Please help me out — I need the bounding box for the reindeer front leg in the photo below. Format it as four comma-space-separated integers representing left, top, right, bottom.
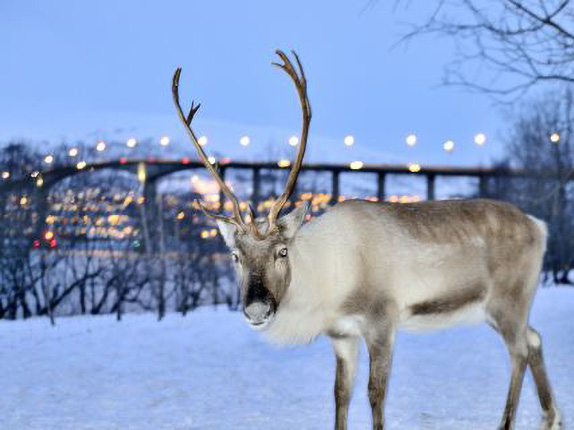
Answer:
331, 336, 359, 430
365, 325, 395, 430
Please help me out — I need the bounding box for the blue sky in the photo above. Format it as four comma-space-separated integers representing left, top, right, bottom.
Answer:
0, 0, 508, 167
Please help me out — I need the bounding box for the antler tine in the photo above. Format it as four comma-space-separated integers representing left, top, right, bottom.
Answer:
196, 199, 239, 225
267, 50, 312, 231
172, 67, 248, 231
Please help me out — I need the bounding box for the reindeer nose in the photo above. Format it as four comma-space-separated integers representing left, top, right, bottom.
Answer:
244, 302, 273, 325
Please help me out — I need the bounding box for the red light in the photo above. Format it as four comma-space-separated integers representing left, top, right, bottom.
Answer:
49, 239, 57, 248
119, 158, 127, 164
220, 158, 231, 165
33, 240, 40, 248
181, 158, 190, 164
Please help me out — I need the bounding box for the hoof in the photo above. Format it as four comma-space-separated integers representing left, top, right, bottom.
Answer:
539, 407, 563, 430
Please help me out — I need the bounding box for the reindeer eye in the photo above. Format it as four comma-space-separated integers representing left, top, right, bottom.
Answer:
231, 253, 239, 263
278, 248, 288, 258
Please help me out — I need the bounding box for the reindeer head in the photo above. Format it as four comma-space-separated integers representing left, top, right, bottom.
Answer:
172, 50, 311, 329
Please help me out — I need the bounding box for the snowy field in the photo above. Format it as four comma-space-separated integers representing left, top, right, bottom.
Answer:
1, 288, 573, 430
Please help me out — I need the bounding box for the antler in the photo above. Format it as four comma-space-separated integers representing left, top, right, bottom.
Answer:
172, 68, 249, 232
267, 50, 312, 232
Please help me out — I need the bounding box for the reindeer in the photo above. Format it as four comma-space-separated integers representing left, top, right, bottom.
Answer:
172, 50, 561, 430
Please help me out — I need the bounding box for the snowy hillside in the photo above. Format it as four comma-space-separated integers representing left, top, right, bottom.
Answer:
1, 288, 573, 430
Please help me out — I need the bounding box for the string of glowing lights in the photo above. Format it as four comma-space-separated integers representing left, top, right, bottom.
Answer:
10, 132, 498, 182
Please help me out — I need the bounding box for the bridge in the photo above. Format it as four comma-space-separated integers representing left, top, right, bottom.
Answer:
0, 158, 519, 253
0, 158, 512, 202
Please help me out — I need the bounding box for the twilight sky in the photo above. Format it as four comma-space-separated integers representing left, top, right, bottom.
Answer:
0, 0, 511, 167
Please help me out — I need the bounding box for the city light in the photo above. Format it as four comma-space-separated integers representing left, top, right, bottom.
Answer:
160, 136, 170, 146
240, 136, 250, 146
474, 133, 486, 145
550, 133, 560, 143
44, 155, 54, 164
288, 136, 299, 146
208, 156, 216, 165
76, 161, 87, 170
344, 135, 355, 146
2, 171, 10, 179
443, 140, 455, 151
127, 138, 138, 148
137, 162, 146, 183
68, 148, 78, 157
176, 211, 185, 220
96, 141, 106, 151
408, 163, 421, 173
36, 176, 44, 187
31, 171, 39, 178
349, 161, 364, 170
198, 136, 208, 146
406, 134, 417, 146
278, 159, 291, 168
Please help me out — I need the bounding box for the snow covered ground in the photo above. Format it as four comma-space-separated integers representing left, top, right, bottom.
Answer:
1, 288, 573, 430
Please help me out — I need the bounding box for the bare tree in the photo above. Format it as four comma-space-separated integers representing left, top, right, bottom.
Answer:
483, 89, 574, 283
400, 0, 574, 98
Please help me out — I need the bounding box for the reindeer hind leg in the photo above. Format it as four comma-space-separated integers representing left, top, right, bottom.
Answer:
526, 327, 562, 430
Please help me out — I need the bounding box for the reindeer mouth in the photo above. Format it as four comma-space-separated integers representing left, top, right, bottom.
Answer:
247, 317, 274, 331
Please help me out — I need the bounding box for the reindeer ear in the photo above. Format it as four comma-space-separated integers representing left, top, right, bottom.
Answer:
277, 201, 309, 239
216, 220, 238, 248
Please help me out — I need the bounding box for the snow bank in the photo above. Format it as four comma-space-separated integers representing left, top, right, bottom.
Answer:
1, 288, 573, 429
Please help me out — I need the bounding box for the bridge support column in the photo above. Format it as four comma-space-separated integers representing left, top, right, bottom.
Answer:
331, 171, 340, 205
251, 167, 261, 216
479, 174, 488, 198
426, 174, 436, 201
377, 172, 386, 201
218, 167, 226, 214
142, 180, 160, 254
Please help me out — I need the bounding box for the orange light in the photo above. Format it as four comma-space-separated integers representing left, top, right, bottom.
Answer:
408, 163, 421, 173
